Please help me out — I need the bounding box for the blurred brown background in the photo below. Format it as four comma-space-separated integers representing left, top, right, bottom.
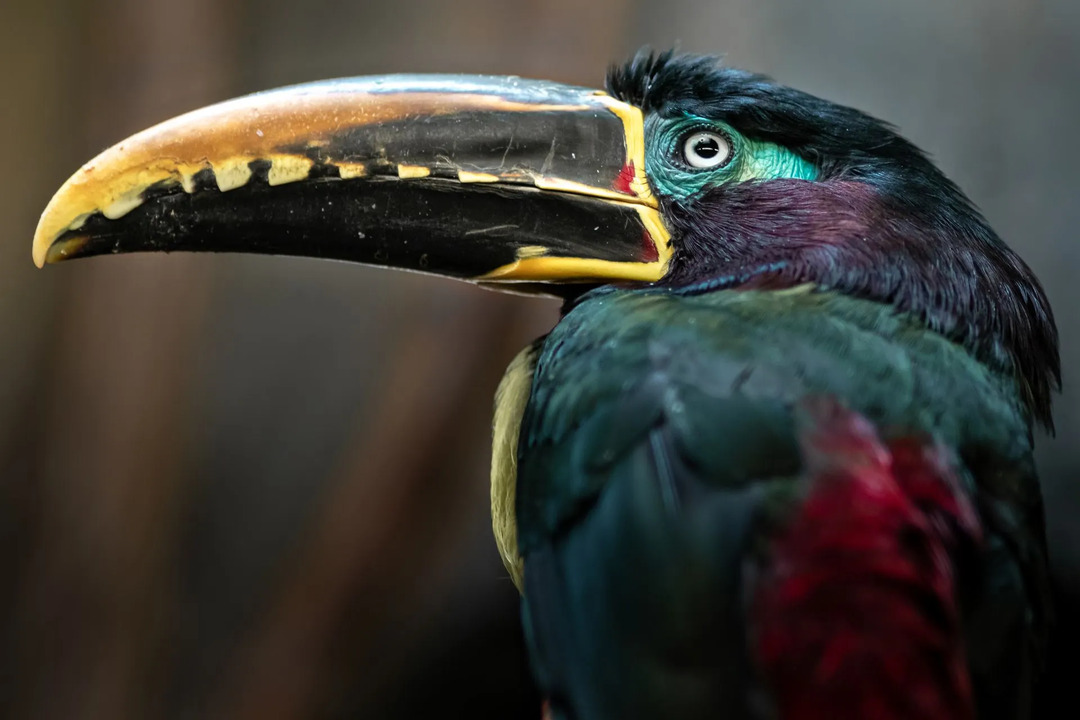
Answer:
0, 0, 1077, 718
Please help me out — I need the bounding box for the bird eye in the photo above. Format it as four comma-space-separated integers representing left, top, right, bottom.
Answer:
682, 131, 731, 169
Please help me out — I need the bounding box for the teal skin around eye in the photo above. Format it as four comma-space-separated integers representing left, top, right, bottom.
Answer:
645, 114, 817, 201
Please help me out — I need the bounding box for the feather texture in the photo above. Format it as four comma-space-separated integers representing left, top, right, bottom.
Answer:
516, 287, 1047, 720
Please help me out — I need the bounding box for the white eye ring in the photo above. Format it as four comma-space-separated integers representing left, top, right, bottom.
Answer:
682, 131, 732, 169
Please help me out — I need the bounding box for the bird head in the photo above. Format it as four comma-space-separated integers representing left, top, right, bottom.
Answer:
32, 50, 1057, 424
606, 50, 1059, 427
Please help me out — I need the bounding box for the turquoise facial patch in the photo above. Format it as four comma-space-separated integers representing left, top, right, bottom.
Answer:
645, 114, 817, 201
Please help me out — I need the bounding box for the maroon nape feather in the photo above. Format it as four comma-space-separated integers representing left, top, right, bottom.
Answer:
664, 178, 1059, 428
754, 397, 981, 720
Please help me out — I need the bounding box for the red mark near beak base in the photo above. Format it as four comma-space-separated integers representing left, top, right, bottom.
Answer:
641, 230, 658, 263
613, 161, 636, 196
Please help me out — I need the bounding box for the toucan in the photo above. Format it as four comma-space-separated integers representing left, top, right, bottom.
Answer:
33, 50, 1057, 720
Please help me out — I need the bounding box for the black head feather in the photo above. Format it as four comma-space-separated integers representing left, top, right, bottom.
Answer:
608, 49, 928, 178
607, 50, 1059, 428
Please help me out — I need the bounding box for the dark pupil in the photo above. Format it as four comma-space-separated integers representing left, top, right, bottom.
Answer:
694, 136, 720, 158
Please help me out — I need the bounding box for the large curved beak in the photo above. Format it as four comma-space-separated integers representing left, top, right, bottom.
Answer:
33, 75, 671, 287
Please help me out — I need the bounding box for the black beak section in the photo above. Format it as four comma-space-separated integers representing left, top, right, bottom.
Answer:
34, 75, 671, 285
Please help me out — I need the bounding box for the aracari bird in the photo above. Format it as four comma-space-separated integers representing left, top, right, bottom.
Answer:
33, 51, 1057, 720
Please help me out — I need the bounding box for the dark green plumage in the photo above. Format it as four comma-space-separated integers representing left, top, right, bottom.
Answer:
515, 287, 1047, 720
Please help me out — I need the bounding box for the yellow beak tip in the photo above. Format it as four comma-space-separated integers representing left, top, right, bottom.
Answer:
32, 235, 50, 268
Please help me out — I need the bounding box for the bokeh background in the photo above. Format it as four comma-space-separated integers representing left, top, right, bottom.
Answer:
1, 1, 1077, 718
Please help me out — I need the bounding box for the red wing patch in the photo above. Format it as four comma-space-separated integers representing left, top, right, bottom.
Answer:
755, 397, 981, 720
